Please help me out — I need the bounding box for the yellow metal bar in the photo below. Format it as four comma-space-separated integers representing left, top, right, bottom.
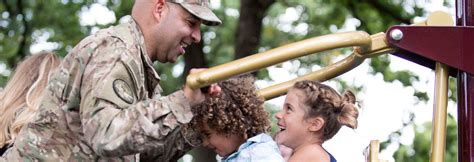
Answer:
363, 140, 381, 162
356, 32, 393, 56
430, 63, 449, 162
186, 11, 452, 92
257, 53, 364, 100
369, 140, 380, 162
186, 31, 372, 89
412, 11, 454, 26
258, 32, 394, 100
424, 11, 453, 162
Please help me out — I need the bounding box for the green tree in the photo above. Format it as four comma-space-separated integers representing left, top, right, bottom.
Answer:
0, 0, 457, 161
0, 0, 91, 84
0, 0, 441, 98
391, 114, 457, 162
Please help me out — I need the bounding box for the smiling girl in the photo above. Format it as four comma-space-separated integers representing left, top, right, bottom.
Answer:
275, 80, 359, 162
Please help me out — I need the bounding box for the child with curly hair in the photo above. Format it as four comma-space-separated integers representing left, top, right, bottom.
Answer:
275, 80, 359, 162
191, 76, 284, 162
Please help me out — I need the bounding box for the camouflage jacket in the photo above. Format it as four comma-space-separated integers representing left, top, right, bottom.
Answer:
2, 18, 199, 161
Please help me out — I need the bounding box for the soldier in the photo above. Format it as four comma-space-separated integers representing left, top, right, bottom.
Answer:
2, 0, 221, 161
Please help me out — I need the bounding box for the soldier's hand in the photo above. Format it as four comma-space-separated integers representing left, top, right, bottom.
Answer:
183, 68, 221, 107
204, 84, 221, 97
197, 83, 221, 97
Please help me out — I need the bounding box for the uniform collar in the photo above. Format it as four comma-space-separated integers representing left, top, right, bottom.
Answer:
129, 18, 161, 81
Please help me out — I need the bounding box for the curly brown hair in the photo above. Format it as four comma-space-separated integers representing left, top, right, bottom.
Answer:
293, 80, 359, 141
191, 76, 271, 138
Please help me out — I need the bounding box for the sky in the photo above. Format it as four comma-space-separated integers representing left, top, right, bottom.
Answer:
16, 0, 457, 162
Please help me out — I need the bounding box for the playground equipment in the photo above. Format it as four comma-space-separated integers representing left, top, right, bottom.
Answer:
187, 0, 474, 161
364, 140, 389, 162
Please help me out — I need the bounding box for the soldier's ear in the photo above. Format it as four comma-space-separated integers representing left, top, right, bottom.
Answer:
152, 0, 166, 22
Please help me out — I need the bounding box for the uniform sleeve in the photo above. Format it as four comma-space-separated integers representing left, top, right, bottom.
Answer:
79, 40, 199, 157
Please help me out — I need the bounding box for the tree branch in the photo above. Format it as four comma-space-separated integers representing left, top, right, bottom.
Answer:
234, 0, 275, 59
17, 0, 29, 60
364, 0, 411, 24
2, 0, 14, 15
347, 1, 370, 32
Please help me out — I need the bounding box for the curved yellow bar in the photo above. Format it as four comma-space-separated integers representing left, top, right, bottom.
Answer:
187, 31, 372, 89
257, 32, 393, 100
257, 53, 365, 100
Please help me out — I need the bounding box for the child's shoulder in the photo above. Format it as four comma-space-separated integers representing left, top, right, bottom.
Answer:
233, 133, 283, 161
243, 133, 278, 150
241, 133, 279, 155
247, 133, 274, 142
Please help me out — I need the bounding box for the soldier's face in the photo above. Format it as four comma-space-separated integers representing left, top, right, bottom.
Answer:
201, 124, 245, 157
155, 3, 202, 63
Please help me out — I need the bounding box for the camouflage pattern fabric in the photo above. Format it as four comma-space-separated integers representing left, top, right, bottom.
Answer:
1, 18, 200, 162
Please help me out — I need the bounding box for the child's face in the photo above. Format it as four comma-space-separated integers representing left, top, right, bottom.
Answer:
275, 88, 313, 149
201, 124, 245, 157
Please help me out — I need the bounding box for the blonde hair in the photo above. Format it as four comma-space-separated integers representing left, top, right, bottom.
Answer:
0, 52, 61, 147
293, 80, 359, 141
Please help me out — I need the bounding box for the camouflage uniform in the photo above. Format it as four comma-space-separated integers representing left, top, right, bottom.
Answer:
2, 18, 199, 161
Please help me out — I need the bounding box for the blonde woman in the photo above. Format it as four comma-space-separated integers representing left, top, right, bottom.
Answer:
0, 52, 60, 155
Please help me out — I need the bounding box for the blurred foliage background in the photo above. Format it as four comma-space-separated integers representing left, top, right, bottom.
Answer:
0, 0, 458, 161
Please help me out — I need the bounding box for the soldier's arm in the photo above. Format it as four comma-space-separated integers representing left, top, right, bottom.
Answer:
79, 41, 199, 158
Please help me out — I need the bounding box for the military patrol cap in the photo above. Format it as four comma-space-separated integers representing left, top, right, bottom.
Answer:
168, 0, 222, 26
